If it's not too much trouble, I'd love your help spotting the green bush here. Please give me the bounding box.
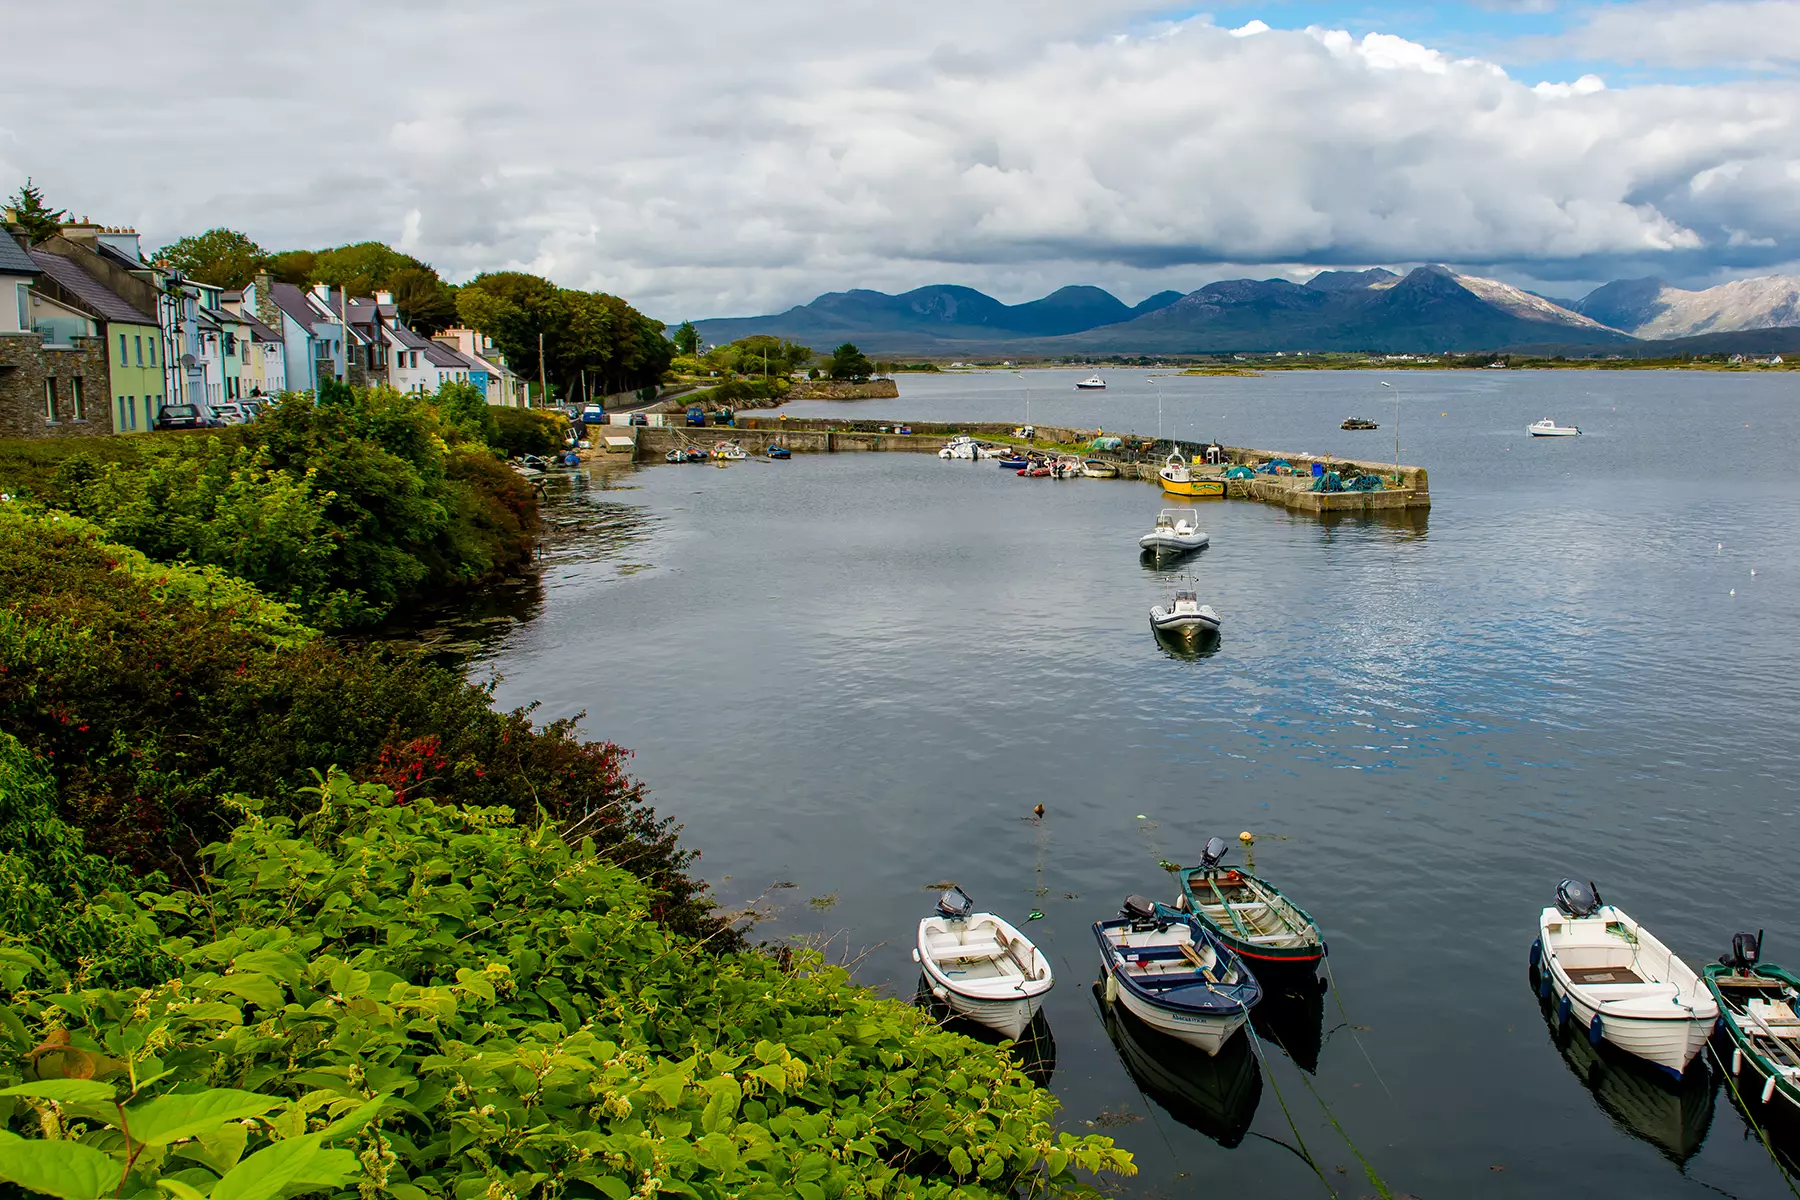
[0,388,536,630]
[0,506,710,937]
[0,770,1133,1200]
[491,406,566,458]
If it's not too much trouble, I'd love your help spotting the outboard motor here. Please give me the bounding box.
[1121,894,1167,932]
[1720,930,1764,972]
[936,887,974,921]
[1197,837,1229,872]
[1555,879,1603,919]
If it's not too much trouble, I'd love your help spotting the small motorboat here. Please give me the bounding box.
[1528,418,1582,437]
[1017,463,1052,478]
[1095,895,1261,1055]
[1705,931,1800,1116]
[997,455,1029,470]
[712,441,748,460]
[1098,987,1263,1148]
[976,444,1011,460]
[767,445,792,459]
[664,448,689,464]
[1159,452,1225,497]
[1138,508,1208,556]
[1075,375,1107,390]
[685,449,707,463]
[913,888,1054,1040]
[1150,590,1220,635]
[1175,838,1326,977]
[939,436,980,460]
[1052,456,1084,479]
[1532,880,1718,1078]
[1082,459,1119,479]
[1341,417,1379,430]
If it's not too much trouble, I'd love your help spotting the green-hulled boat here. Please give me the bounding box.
[1704,932,1800,1117]
[1174,837,1326,977]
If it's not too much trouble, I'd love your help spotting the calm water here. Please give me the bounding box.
[458,370,1800,1198]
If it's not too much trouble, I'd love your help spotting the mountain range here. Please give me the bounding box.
[687,268,1800,356]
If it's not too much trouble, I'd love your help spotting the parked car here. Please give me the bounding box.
[687,405,707,427]
[211,403,247,426]
[156,403,208,430]
[579,404,605,425]
[628,412,648,426]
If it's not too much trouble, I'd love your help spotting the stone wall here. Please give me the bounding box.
[785,379,900,400]
[0,333,115,439]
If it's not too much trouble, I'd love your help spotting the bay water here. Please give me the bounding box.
[451,369,1800,1198]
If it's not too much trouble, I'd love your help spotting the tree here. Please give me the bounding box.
[265,248,317,285]
[671,321,700,356]
[3,178,67,244]
[391,266,458,336]
[312,241,434,298]
[155,228,269,288]
[828,342,874,381]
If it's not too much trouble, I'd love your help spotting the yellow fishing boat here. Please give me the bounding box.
[1159,453,1225,497]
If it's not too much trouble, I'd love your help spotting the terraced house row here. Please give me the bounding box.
[0,222,526,439]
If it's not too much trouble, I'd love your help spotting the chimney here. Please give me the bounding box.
[375,290,393,306]
[254,271,281,331]
[312,282,332,303]
[96,227,143,263]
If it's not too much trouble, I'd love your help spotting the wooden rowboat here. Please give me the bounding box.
[1174,837,1326,975]
[1705,932,1800,1116]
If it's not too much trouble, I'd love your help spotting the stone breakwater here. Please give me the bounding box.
[632,417,1429,514]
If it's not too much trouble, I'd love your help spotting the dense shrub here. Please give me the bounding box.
[491,406,567,458]
[0,507,710,937]
[0,386,537,629]
[0,771,1132,1199]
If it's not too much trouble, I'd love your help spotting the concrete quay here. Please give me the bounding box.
[630,418,1430,515]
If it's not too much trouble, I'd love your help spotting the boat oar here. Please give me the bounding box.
[1239,874,1313,942]
[1204,874,1256,940]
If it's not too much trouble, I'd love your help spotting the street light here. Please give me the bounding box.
[1012,371,1031,429]
[1381,380,1398,481]
[1148,374,1164,444]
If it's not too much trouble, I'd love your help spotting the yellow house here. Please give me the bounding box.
[28,240,166,432]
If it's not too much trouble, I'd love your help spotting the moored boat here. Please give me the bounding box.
[1528,418,1582,437]
[1149,589,1220,635]
[1075,375,1107,389]
[997,455,1029,470]
[1159,452,1226,497]
[767,445,792,459]
[1017,463,1052,478]
[1532,880,1718,1078]
[913,888,1054,1040]
[1174,838,1326,977]
[1082,458,1119,479]
[1052,456,1084,479]
[1341,417,1379,430]
[1704,931,1800,1115]
[1138,508,1208,556]
[712,440,749,460]
[1095,895,1261,1055]
[939,436,980,460]
[664,448,688,464]
[1098,987,1262,1147]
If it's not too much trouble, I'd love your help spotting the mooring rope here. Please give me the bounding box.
[1707,1041,1800,1199]
[1323,956,1394,1101]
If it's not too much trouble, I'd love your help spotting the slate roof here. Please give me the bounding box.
[421,340,468,368]
[269,281,325,330]
[0,232,40,276]
[27,250,154,323]
[390,322,437,351]
[237,311,283,344]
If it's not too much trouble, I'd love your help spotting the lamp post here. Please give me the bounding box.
[1012,370,1031,429]
[1148,374,1164,444]
[1381,380,1397,480]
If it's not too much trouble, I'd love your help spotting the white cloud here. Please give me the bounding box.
[1548,0,1800,69]
[0,1,1796,316]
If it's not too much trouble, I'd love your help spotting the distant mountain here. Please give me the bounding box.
[688,283,1181,353]
[1045,265,1629,354]
[1573,275,1800,339]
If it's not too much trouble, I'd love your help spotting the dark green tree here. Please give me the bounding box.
[155,228,269,288]
[828,342,874,381]
[391,266,458,336]
[672,321,700,356]
[2,178,67,244]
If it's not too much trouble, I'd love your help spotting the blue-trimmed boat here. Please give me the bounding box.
[1095,895,1261,1055]
[767,445,792,459]
[997,456,1029,470]
[1175,837,1326,978]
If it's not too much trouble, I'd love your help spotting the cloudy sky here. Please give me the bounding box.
[4,1,1798,318]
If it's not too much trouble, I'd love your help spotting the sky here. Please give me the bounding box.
[4,1,1799,318]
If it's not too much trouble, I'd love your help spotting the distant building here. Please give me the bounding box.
[433,326,526,405]
[27,238,163,431]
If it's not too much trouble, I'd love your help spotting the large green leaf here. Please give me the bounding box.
[210,1136,329,1200]
[0,1130,117,1200]
[123,1089,284,1146]
[0,1081,115,1105]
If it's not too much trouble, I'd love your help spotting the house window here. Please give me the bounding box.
[149,340,156,366]
[135,334,144,366]
[71,378,84,420]
[43,379,57,421]
[119,332,128,360]
[15,284,27,331]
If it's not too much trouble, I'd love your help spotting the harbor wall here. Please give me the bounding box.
[631,419,1430,513]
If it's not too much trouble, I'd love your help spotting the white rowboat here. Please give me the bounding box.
[1534,880,1717,1079]
[915,890,1053,1039]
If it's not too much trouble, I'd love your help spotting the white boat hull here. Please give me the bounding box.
[1105,967,1247,1055]
[1530,429,1580,437]
[1139,532,1209,552]
[938,989,1043,1039]
[916,911,1054,1040]
[1538,905,1717,1078]
[1150,608,1220,633]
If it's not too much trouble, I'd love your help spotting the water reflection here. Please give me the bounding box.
[1252,976,1327,1074]
[1530,966,1718,1165]
[1153,626,1222,660]
[1095,982,1262,1148]
[913,977,1057,1087]
[1719,1058,1800,1179]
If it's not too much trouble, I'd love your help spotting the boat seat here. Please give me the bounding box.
[931,940,1006,962]
[1566,966,1646,986]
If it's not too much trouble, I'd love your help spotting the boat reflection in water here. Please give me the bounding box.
[1252,975,1327,1074]
[1153,625,1221,661]
[1531,965,1718,1165]
[1095,982,1262,1148]
[915,975,1056,1087]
